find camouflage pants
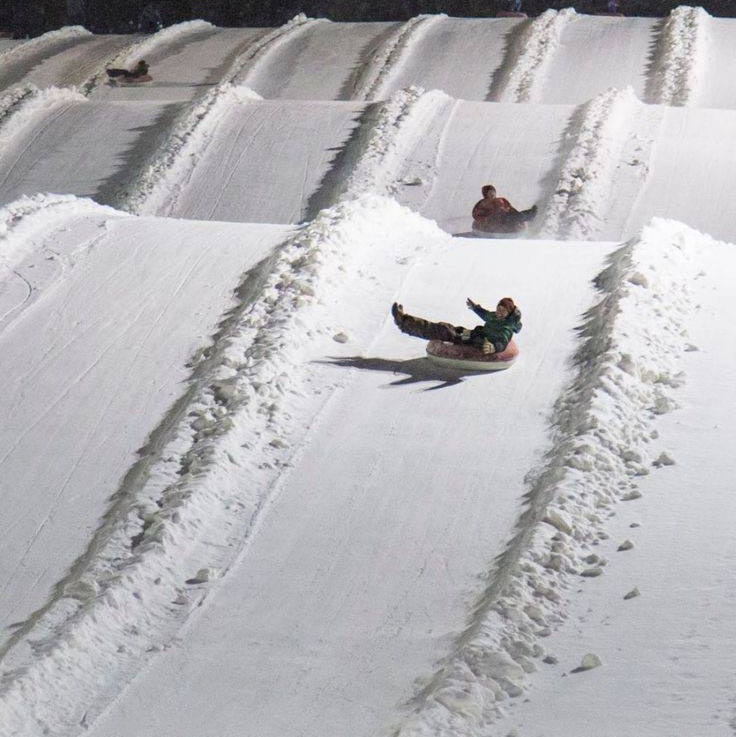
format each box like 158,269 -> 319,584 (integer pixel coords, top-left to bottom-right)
396,312 -> 484,347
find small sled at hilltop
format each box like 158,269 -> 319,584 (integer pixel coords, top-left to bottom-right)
472,186 -> 537,237
106,60 -> 151,85
426,338 -> 519,371
107,73 -> 153,85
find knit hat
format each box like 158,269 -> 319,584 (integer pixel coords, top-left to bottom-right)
497,297 -> 516,314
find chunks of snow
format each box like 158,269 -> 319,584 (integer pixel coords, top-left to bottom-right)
572,653 -> 602,673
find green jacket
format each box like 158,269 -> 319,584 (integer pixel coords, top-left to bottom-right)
471,304 -> 522,352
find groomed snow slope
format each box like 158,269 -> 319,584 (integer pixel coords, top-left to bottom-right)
166,99 -> 365,222
0,195 -> 290,639
69,202 -> 611,737
0,34 -> 143,93
3,12 -> 736,737
242,20 -> 396,100
404,100 -> 573,234
89,28 -> 266,104
3,12 -> 736,108
0,100 -> 184,207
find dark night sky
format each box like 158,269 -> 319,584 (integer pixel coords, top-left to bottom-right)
2,0 -> 735,37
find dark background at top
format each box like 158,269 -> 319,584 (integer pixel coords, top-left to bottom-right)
2,0 -> 735,37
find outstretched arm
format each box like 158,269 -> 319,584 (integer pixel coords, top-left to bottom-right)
466,298 -> 493,321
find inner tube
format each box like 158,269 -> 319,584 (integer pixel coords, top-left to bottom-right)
426,338 -> 519,371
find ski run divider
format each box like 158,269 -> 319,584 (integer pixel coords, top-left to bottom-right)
351,14 -> 446,102
0,194 -> 443,737
648,6 -> 709,106
224,13 -> 320,87
541,86 -> 638,241
0,26 -> 91,67
337,86 -> 453,201
495,8 -> 576,103
393,217 -> 703,737
80,19 -> 215,95
116,83 -> 263,216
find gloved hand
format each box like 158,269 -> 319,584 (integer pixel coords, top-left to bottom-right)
466,298 -> 477,311
481,340 -> 495,355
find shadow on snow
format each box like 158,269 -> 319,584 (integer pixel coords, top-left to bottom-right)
316,355 -> 500,390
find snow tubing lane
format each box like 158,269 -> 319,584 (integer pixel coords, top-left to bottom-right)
426,338 -> 518,371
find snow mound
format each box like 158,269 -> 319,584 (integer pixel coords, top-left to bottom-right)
649,6 -> 709,106
542,86 -> 639,240
0,26 -> 91,66
0,85 -> 85,150
342,86 -> 453,199
496,8 -> 576,102
392,218 -> 712,736
229,14 -> 318,87
0,193 -> 120,271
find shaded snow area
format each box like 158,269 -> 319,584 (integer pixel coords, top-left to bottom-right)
2,11 -> 736,737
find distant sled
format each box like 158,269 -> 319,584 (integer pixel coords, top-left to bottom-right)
107,73 -> 153,85
426,338 -> 519,371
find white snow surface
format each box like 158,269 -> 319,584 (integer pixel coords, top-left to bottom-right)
2,12 -> 736,737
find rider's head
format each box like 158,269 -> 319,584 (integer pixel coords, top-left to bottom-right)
481,184 -> 496,198
496,297 -> 516,319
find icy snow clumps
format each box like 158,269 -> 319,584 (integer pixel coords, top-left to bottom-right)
392,218 -> 708,737
649,6 -> 709,106
496,8 -> 576,103
542,86 -> 639,240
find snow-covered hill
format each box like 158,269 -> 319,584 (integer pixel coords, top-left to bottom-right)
1,10 -> 736,737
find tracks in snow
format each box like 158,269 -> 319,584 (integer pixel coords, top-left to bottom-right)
0,194 -> 442,737
392,218 -> 702,737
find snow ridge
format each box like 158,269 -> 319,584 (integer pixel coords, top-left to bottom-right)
0,194 -> 119,272
648,6 -> 709,106
116,84 -> 262,216
0,26 -> 91,66
541,87 -> 639,240
0,86 -> 85,159
0,195 -> 441,737
227,13 -> 319,86
495,8 -> 576,103
80,19 -> 215,95
351,14 -> 446,101
393,219 -> 701,737
341,87 -> 453,199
